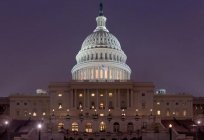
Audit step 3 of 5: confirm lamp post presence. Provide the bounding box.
[197,120,201,140]
[4,120,9,140]
[37,123,42,140]
[169,124,172,140]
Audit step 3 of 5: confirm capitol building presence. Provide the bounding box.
[0,3,203,140]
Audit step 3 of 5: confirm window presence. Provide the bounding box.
[113,122,120,132]
[175,102,179,105]
[109,93,113,97]
[183,110,187,116]
[127,122,134,133]
[24,111,28,117]
[42,112,46,116]
[58,122,64,130]
[142,93,145,96]
[16,110,20,116]
[99,102,105,109]
[100,113,104,116]
[24,102,27,106]
[85,123,93,133]
[79,102,83,109]
[109,101,113,109]
[100,122,106,132]
[157,102,160,105]
[58,103,62,109]
[166,102,169,106]
[72,122,78,132]
[16,102,20,105]
[58,93,62,97]
[79,93,83,97]
[142,102,146,109]
[91,93,95,97]
[157,110,161,115]
[33,112,37,117]
[166,109,170,116]
[121,101,127,109]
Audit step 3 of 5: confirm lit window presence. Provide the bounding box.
[100,113,104,116]
[157,102,160,105]
[58,103,62,109]
[100,93,103,97]
[99,122,106,132]
[79,93,83,97]
[91,93,95,97]
[58,93,62,97]
[109,93,113,97]
[157,110,161,115]
[42,112,46,116]
[58,123,64,130]
[100,102,104,109]
[85,123,93,133]
[72,122,78,132]
[183,110,187,116]
[33,112,37,116]
[24,111,28,116]
[166,110,170,116]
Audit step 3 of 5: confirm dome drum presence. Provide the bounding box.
[72,62,131,81]
[72,65,131,81]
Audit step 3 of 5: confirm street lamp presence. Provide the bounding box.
[4,120,9,140]
[169,124,172,140]
[197,120,201,139]
[37,123,42,140]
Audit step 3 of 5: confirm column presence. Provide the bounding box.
[105,89,108,109]
[84,89,86,108]
[87,89,90,109]
[118,89,120,109]
[96,89,99,109]
[127,89,129,108]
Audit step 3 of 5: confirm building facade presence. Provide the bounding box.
[9,94,50,120]
[3,3,199,140]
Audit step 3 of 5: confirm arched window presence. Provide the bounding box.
[113,122,120,132]
[99,122,106,132]
[58,122,64,131]
[85,123,93,133]
[127,122,134,133]
[72,122,78,132]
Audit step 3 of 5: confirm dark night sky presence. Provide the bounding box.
[0,0,204,97]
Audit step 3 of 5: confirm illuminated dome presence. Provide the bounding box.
[71,3,131,81]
